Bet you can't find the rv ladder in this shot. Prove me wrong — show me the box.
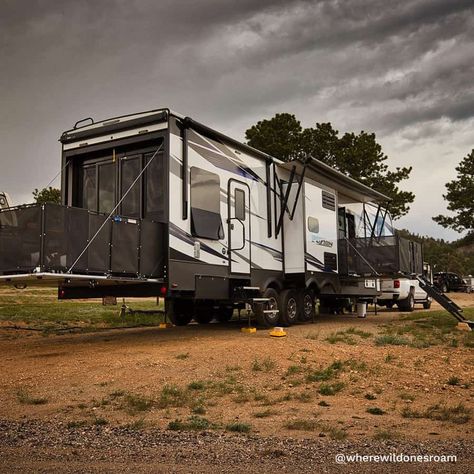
[416,276,474,329]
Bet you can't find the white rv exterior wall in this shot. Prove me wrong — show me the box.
[168,128,283,274]
[304,179,338,273]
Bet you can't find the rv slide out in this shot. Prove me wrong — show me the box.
[0,108,424,326]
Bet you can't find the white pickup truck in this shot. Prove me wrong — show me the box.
[377,277,431,312]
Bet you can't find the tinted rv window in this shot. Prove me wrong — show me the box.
[235,188,245,221]
[98,162,115,214]
[307,216,319,233]
[82,166,97,211]
[145,151,165,221]
[120,156,141,217]
[190,167,223,240]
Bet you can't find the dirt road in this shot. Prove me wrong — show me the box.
[0,293,473,472]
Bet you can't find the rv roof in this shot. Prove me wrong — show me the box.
[60,108,284,165]
[279,158,391,205]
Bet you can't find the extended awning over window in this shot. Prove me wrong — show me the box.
[279,158,391,205]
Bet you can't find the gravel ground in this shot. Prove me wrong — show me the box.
[0,420,471,473]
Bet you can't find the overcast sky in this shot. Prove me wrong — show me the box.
[1,0,473,240]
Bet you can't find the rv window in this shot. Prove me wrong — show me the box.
[120,156,141,217]
[98,162,115,214]
[234,188,245,221]
[190,167,224,240]
[145,151,165,220]
[82,166,97,211]
[307,216,319,233]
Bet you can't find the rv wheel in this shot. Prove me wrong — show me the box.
[298,289,315,322]
[279,289,299,326]
[169,299,194,326]
[254,288,280,327]
[216,306,234,323]
[194,303,213,324]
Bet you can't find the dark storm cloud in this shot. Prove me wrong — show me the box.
[1,0,473,239]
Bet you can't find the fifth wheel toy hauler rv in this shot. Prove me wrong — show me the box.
[0,108,425,326]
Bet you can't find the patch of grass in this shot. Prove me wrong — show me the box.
[294,392,312,403]
[187,381,206,390]
[233,392,252,404]
[325,332,356,345]
[399,392,415,401]
[226,422,251,433]
[286,365,303,376]
[345,327,372,338]
[253,409,275,418]
[158,385,188,408]
[175,353,190,360]
[305,332,319,340]
[16,388,48,405]
[375,335,409,346]
[191,404,206,415]
[402,403,470,424]
[225,365,241,372]
[318,400,330,407]
[384,353,396,363]
[252,357,276,372]
[426,404,471,424]
[464,332,474,348]
[0,288,165,331]
[285,419,319,431]
[366,407,385,415]
[324,425,348,440]
[447,376,460,386]
[365,393,377,400]
[124,418,147,430]
[318,382,344,396]
[168,416,213,431]
[122,393,154,414]
[306,360,343,382]
[109,390,125,399]
[373,429,401,440]
[93,417,108,426]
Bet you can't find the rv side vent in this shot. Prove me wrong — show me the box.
[324,252,338,271]
[322,191,336,211]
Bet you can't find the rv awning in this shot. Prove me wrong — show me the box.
[279,158,391,205]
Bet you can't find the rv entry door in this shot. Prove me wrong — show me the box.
[228,180,250,275]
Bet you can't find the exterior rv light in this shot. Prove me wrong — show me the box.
[394,280,401,289]
[160,285,168,296]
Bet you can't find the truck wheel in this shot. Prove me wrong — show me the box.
[423,299,432,310]
[194,303,213,324]
[299,289,315,322]
[441,284,448,293]
[399,292,415,312]
[255,288,280,327]
[216,305,234,323]
[386,302,394,309]
[279,289,299,326]
[170,300,193,326]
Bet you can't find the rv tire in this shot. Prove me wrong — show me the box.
[255,288,280,327]
[299,289,315,322]
[195,303,213,324]
[279,289,299,326]
[170,299,194,326]
[216,306,234,323]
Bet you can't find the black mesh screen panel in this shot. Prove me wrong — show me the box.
[111,220,139,275]
[140,220,164,277]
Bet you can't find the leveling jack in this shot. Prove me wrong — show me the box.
[241,303,257,334]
